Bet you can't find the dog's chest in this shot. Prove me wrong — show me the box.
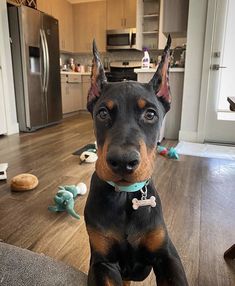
[101,203,164,250]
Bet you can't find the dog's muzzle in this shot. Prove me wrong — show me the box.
[106,146,140,175]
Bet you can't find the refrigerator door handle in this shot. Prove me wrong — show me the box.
[42,29,50,93]
[40,29,46,93]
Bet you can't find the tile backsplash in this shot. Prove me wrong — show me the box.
[61,50,161,70]
[60,48,184,71]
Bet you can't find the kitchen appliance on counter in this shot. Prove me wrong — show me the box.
[107,29,141,50]
[105,61,141,82]
[8,5,62,132]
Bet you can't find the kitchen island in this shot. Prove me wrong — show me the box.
[134,68,185,140]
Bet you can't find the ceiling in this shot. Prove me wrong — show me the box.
[67,0,105,4]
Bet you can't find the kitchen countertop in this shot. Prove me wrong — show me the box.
[134,67,185,73]
[61,71,91,75]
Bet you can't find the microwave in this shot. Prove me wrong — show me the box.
[106,28,137,50]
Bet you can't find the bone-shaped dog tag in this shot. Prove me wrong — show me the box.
[132,196,156,210]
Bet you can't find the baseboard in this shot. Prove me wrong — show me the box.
[179,130,199,142]
[6,122,19,135]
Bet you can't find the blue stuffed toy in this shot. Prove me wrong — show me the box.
[48,183,87,219]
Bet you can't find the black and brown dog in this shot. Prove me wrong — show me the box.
[84,37,188,286]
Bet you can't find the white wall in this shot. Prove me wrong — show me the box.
[0,1,19,135]
[179,0,208,142]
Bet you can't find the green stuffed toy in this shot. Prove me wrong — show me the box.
[48,183,87,219]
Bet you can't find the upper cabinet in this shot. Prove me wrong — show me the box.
[52,0,74,52]
[37,0,74,52]
[141,0,161,50]
[37,0,52,15]
[162,0,189,37]
[107,0,137,30]
[73,1,106,53]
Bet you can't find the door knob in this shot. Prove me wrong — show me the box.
[211,64,227,70]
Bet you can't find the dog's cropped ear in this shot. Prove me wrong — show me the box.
[87,40,107,113]
[149,35,171,112]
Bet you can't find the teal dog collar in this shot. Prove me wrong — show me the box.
[107,180,149,192]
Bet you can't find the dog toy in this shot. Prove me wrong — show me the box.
[48,183,87,219]
[11,173,39,191]
[0,163,8,180]
[80,150,98,164]
[157,146,179,159]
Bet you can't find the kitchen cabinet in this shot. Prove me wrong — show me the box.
[142,0,160,50]
[81,75,90,110]
[37,0,74,52]
[162,0,189,37]
[136,69,184,140]
[73,1,106,53]
[61,74,82,114]
[37,0,52,15]
[107,0,136,30]
[51,0,74,52]
[164,71,184,139]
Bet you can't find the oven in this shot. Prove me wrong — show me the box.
[105,61,141,82]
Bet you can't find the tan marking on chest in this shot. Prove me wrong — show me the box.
[87,227,122,256]
[142,227,165,252]
[129,227,165,252]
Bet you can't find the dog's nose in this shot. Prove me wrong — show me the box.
[107,148,140,174]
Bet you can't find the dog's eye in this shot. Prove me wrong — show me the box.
[144,109,157,121]
[97,108,109,120]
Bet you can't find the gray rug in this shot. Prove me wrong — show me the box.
[0,242,87,286]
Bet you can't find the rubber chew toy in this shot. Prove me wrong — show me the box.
[157,146,179,159]
[48,183,87,219]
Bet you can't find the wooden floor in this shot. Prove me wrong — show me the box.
[0,113,234,286]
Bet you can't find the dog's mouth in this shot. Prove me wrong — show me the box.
[113,176,146,186]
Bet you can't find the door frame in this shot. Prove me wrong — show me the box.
[197,0,218,142]
[0,1,19,135]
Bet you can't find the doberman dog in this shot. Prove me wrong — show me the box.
[84,36,188,286]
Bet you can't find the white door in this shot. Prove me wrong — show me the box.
[0,63,7,135]
[204,0,235,143]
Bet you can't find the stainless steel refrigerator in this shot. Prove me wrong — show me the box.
[8,5,62,132]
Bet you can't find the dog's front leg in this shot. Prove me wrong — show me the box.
[153,239,188,286]
[88,261,123,286]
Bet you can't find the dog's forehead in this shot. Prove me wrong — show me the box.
[100,81,156,103]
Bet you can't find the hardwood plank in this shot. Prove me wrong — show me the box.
[199,158,235,286]
[0,114,234,286]
[152,155,201,285]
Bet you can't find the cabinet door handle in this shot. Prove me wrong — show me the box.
[124,18,126,27]
[121,18,123,27]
